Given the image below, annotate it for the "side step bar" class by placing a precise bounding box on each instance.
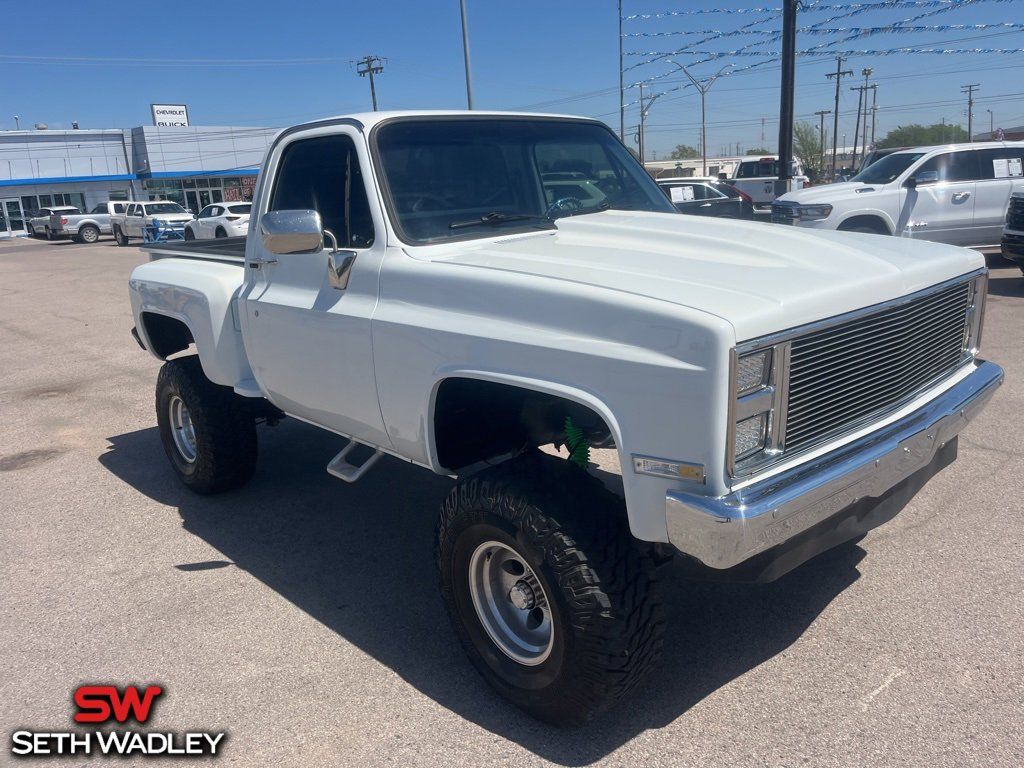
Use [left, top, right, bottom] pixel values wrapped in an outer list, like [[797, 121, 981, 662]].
[[326, 440, 384, 483]]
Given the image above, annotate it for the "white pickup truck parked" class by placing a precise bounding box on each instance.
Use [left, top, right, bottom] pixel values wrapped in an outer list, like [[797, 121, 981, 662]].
[[128, 111, 1002, 725], [730, 155, 808, 215], [48, 201, 129, 243], [111, 200, 194, 246]]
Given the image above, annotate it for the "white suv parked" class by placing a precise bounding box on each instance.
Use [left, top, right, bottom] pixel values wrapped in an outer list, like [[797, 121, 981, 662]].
[[773, 142, 1024, 248], [184, 202, 252, 240]]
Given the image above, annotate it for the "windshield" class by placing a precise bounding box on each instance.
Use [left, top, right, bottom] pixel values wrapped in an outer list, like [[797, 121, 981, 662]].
[[374, 118, 675, 243], [851, 152, 925, 184], [226, 204, 252, 214], [145, 203, 187, 214]]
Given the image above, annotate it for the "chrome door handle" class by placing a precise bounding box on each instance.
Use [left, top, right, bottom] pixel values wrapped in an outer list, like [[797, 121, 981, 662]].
[[952, 191, 971, 201], [700, 202, 712, 207], [248, 256, 279, 268]]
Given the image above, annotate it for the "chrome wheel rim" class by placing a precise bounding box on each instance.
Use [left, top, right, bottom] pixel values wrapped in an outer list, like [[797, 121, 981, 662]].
[[168, 395, 198, 463], [468, 540, 553, 666], [82, 228, 98, 242]]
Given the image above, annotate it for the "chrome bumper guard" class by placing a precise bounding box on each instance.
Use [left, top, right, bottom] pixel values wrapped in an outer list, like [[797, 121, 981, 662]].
[[666, 361, 1003, 569]]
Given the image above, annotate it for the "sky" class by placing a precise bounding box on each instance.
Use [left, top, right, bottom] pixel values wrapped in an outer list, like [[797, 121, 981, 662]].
[[2, 0, 1023, 159]]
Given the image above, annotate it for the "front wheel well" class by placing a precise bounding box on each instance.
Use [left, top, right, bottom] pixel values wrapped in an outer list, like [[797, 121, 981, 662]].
[[432, 377, 614, 472], [140, 312, 194, 359], [838, 215, 891, 235]]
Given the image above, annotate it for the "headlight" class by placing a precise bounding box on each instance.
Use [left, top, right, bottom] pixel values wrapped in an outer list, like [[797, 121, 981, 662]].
[[734, 413, 768, 460], [797, 204, 833, 221], [964, 273, 987, 355], [728, 343, 789, 475], [735, 350, 771, 395]]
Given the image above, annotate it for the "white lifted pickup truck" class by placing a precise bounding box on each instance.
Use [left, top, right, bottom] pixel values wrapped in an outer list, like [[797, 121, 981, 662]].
[[128, 111, 1002, 725]]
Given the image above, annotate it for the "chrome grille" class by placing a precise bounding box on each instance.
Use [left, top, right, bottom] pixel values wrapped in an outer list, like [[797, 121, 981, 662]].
[[783, 281, 972, 452], [1007, 195, 1024, 231], [771, 203, 797, 224]]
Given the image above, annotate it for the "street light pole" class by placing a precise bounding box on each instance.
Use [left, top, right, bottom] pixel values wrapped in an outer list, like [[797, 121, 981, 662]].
[[638, 84, 663, 165], [987, 108, 994, 137], [669, 60, 732, 177], [14, 115, 20, 131], [459, 0, 474, 109]]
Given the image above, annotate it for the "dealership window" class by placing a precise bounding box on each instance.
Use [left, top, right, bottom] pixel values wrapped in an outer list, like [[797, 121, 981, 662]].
[[21, 196, 38, 213]]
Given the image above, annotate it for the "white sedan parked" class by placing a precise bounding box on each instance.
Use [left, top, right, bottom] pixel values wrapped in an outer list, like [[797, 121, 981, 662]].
[[183, 203, 251, 240]]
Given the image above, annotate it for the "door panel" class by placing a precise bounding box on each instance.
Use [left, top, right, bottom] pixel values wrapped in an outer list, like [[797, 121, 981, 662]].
[[900, 182, 975, 245], [898, 151, 979, 245], [240, 129, 389, 447]]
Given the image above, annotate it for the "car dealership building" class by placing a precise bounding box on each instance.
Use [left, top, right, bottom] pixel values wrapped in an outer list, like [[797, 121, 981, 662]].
[[0, 123, 279, 235]]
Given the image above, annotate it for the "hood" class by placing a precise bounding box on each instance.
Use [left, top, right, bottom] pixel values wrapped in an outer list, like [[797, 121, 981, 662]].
[[418, 210, 981, 342], [151, 213, 194, 222], [778, 181, 883, 204]]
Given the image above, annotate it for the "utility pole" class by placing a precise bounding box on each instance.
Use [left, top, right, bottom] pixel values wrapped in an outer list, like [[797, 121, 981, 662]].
[[618, 0, 625, 141], [815, 109, 832, 179], [860, 68, 873, 161], [870, 85, 878, 145], [849, 85, 865, 171], [987, 108, 994, 137], [459, 0, 474, 109], [825, 55, 853, 180], [356, 55, 386, 111], [777, 0, 798, 191], [761, 117, 766, 149], [962, 83, 979, 139], [670, 60, 732, 177]]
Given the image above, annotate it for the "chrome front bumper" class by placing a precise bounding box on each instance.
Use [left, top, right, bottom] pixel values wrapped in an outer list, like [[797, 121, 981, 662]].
[[666, 360, 1003, 570]]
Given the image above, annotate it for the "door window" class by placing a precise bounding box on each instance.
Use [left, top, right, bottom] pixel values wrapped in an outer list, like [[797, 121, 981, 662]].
[[976, 147, 1024, 180], [270, 134, 375, 248], [197, 206, 212, 218], [915, 151, 980, 183]]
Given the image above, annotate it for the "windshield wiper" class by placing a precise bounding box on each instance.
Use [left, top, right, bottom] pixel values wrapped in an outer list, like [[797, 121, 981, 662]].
[[448, 211, 553, 230]]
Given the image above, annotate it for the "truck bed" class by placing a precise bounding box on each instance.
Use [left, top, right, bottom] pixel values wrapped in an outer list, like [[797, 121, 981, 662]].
[[141, 236, 247, 264]]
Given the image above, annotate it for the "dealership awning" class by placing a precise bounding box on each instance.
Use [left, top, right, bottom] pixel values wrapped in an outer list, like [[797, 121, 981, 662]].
[[0, 173, 136, 188]]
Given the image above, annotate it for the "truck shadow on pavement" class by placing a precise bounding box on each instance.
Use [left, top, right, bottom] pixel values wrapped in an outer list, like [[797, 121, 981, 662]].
[[100, 419, 864, 766]]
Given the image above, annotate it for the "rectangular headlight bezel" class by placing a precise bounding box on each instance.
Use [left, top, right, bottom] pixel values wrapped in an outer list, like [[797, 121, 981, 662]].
[[727, 341, 791, 478]]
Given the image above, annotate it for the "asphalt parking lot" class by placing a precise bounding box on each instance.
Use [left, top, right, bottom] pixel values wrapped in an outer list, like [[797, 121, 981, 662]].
[[1, 234, 1022, 767]]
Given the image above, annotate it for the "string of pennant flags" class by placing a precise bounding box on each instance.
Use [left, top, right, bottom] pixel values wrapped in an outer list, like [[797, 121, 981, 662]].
[[618, 0, 1024, 113], [622, 0, 984, 72], [622, 0, 1018, 22], [630, 47, 1024, 59], [623, 22, 1024, 39]]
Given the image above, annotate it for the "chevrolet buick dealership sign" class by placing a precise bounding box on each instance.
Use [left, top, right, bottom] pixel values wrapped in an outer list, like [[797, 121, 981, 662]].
[[151, 104, 190, 127]]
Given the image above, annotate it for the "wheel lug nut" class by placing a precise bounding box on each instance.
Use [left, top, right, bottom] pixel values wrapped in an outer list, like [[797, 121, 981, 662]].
[[508, 580, 536, 611]]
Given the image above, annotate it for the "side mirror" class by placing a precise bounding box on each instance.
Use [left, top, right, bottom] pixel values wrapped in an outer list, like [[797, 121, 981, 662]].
[[905, 170, 938, 188], [260, 209, 324, 254]]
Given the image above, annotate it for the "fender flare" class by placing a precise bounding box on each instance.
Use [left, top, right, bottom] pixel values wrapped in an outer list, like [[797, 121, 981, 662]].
[[426, 368, 625, 472]]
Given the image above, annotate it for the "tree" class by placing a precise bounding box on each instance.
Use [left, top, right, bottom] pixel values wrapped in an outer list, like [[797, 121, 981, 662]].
[[877, 123, 969, 148], [792, 121, 824, 181], [745, 147, 771, 155], [669, 144, 699, 160]]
